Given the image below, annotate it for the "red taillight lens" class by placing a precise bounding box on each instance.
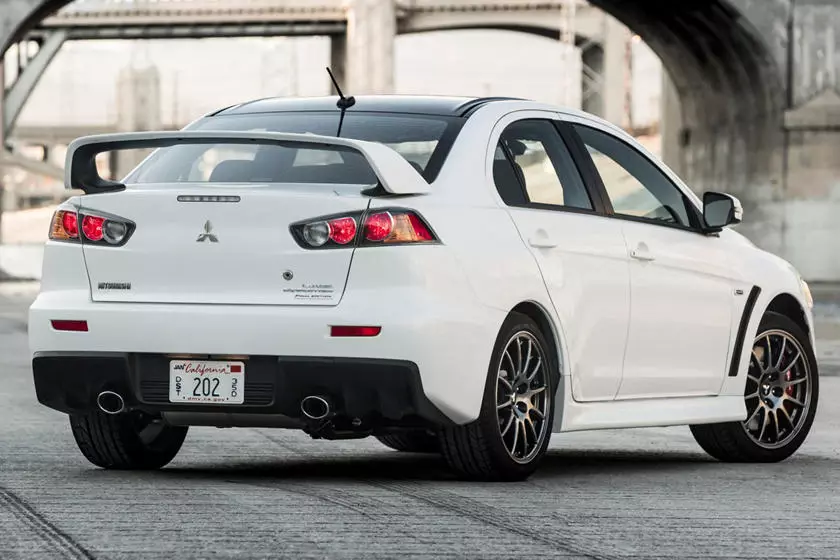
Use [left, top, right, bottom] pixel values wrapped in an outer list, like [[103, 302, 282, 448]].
[[328, 217, 357, 245], [330, 326, 381, 337], [362, 210, 435, 244], [363, 212, 394, 241], [82, 215, 105, 241], [51, 320, 88, 332], [405, 213, 434, 242], [61, 211, 79, 237]]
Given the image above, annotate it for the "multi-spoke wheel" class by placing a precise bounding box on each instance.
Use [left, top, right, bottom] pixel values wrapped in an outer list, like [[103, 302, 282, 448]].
[[440, 312, 557, 481], [70, 411, 188, 470], [495, 332, 551, 464], [691, 311, 819, 462], [742, 329, 813, 449]]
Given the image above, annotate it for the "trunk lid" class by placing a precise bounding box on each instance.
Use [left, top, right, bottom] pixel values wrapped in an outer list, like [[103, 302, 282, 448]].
[[63, 130, 431, 306], [80, 185, 368, 305]]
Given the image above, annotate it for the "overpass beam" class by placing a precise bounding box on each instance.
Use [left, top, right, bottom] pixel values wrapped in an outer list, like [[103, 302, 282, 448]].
[[345, 0, 395, 94], [3, 30, 67, 139]]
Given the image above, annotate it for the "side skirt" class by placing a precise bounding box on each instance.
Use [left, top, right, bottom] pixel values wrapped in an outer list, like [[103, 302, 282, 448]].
[[554, 395, 747, 433]]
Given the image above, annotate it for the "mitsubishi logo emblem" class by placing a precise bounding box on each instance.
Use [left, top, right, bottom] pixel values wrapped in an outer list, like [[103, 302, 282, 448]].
[[196, 220, 219, 243]]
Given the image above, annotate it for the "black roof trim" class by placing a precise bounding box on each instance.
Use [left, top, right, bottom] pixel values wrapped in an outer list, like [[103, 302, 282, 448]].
[[455, 96, 527, 117], [211, 95, 529, 119]]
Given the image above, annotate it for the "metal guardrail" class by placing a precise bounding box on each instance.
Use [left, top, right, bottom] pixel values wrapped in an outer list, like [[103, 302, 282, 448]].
[[46, 0, 589, 21]]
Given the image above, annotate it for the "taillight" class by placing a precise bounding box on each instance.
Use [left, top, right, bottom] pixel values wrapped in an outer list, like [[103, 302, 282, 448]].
[[49, 209, 134, 246], [363, 212, 393, 242], [328, 217, 357, 245], [365, 211, 434, 243], [51, 210, 79, 240], [82, 215, 104, 241], [291, 208, 437, 249]]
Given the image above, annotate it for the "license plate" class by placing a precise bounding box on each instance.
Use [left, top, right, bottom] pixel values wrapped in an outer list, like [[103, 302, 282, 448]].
[[169, 360, 245, 404]]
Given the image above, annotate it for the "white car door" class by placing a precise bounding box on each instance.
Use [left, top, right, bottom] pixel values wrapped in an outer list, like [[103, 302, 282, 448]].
[[489, 114, 630, 402], [569, 122, 737, 399]]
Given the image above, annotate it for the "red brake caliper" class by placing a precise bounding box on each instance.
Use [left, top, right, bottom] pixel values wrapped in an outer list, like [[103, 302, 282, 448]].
[[785, 370, 794, 396]]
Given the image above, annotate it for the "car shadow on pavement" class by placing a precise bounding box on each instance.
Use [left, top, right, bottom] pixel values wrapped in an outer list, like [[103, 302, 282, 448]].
[[146, 448, 714, 484]]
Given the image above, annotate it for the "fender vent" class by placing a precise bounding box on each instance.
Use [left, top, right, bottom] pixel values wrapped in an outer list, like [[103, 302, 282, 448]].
[[728, 286, 762, 377]]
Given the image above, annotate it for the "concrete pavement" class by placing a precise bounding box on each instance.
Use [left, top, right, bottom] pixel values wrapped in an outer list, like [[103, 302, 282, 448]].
[[1, 287, 840, 559]]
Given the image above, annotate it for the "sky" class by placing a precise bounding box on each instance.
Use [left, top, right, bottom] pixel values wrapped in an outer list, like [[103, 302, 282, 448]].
[[13, 29, 663, 130]]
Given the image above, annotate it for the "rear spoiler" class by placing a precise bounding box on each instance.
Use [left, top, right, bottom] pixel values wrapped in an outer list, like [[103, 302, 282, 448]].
[[64, 130, 431, 196]]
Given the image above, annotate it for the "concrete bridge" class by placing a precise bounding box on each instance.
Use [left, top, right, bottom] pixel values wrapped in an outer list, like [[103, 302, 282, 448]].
[[1, 0, 840, 282], [11, 0, 625, 129]]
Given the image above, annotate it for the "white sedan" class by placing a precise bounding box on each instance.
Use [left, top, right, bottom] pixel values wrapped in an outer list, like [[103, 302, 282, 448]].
[[29, 96, 818, 481]]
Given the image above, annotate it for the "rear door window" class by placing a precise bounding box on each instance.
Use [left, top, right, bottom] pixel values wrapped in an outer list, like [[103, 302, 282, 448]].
[[493, 119, 594, 211]]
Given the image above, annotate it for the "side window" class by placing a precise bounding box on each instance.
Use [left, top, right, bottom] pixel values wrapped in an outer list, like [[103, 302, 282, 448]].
[[493, 119, 593, 211], [574, 125, 695, 228]]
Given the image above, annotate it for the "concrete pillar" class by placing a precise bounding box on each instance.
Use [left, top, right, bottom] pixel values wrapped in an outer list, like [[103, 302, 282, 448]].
[[660, 69, 683, 177], [329, 33, 347, 92], [344, 0, 395, 94], [780, 3, 840, 282], [113, 64, 161, 179], [601, 15, 629, 127]]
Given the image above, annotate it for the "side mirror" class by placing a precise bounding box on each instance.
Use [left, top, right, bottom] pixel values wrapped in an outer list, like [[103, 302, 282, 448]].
[[703, 192, 743, 232]]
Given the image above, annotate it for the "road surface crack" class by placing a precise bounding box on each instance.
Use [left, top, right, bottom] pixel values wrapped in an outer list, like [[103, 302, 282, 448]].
[[253, 429, 618, 559]]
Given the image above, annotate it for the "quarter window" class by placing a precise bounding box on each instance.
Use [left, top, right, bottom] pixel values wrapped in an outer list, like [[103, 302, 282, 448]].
[[494, 120, 593, 211], [574, 125, 695, 228]]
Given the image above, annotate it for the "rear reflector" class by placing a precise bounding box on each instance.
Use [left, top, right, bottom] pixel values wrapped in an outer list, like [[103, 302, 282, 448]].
[[330, 326, 381, 337], [51, 320, 88, 332]]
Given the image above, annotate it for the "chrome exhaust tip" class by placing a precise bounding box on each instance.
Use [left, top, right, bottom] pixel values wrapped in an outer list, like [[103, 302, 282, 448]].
[[97, 391, 125, 415], [300, 395, 331, 421]]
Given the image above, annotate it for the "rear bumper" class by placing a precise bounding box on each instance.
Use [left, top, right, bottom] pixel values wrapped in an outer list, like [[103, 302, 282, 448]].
[[33, 352, 452, 427], [29, 289, 505, 424]]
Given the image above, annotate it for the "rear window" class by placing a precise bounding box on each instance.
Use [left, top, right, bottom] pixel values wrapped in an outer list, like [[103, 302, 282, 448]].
[[126, 141, 378, 186], [124, 112, 462, 186]]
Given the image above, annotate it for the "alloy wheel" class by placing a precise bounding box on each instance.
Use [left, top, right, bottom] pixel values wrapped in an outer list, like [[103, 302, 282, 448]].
[[742, 329, 813, 449], [496, 331, 551, 464]]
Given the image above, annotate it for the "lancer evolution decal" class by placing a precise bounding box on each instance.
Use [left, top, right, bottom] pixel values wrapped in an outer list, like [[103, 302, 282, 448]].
[[97, 282, 131, 290]]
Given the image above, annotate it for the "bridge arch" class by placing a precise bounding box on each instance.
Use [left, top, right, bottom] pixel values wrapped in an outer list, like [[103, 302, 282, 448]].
[[399, 1, 785, 216], [2, 0, 840, 282]]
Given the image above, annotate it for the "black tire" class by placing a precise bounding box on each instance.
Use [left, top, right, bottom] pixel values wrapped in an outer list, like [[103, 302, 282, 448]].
[[70, 411, 188, 470], [439, 312, 558, 481], [690, 311, 819, 462], [376, 430, 439, 453]]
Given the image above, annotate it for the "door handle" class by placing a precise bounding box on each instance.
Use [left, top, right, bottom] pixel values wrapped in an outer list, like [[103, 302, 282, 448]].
[[528, 231, 557, 249], [630, 243, 655, 262]]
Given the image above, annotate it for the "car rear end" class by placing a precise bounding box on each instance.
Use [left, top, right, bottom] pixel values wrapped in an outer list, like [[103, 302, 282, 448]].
[[29, 126, 502, 441]]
